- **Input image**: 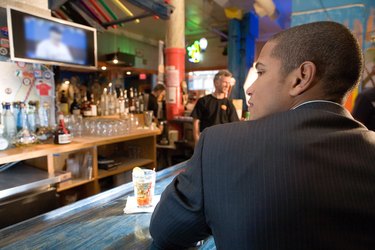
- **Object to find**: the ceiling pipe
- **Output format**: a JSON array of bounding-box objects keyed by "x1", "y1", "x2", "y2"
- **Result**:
[
  {"x1": 98, "y1": 0, "x2": 123, "y2": 27},
  {"x1": 89, "y1": 0, "x2": 113, "y2": 24},
  {"x1": 102, "y1": 12, "x2": 154, "y2": 28}
]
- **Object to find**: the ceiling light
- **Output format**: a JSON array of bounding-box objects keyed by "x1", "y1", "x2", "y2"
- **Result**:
[
  {"x1": 101, "y1": 66, "x2": 107, "y2": 70},
  {"x1": 113, "y1": 55, "x2": 119, "y2": 64},
  {"x1": 126, "y1": 71, "x2": 131, "y2": 75},
  {"x1": 135, "y1": 19, "x2": 140, "y2": 23}
]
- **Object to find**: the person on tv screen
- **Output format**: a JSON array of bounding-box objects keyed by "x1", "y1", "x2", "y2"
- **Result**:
[{"x1": 35, "y1": 26, "x2": 73, "y2": 62}]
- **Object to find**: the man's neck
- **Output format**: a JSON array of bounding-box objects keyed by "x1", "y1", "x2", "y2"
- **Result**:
[{"x1": 212, "y1": 92, "x2": 225, "y2": 99}]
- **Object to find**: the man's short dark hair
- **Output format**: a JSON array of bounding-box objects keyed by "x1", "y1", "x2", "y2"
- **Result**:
[
  {"x1": 49, "y1": 26, "x2": 62, "y2": 34},
  {"x1": 270, "y1": 21, "x2": 363, "y2": 102},
  {"x1": 153, "y1": 84, "x2": 166, "y2": 92},
  {"x1": 214, "y1": 70, "x2": 232, "y2": 82}
]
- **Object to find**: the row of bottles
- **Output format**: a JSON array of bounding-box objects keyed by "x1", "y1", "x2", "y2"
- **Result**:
[
  {"x1": 0, "y1": 101, "x2": 52, "y2": 148},
  {"x1": 0, "y1": 101, "x2": 72, "y2": 147},
  {"x1": 59, "y1": 83, "x2": 146, "y2": 117},
  {"x1": 100, "y1": 83, "x2": 145, "y2": 116},
  {"x1": 0, "y1": 83, "x2": 148, "y2": 149},
  {"x1": 58, "y1": 90, "x2": 98, "y2": 117}
]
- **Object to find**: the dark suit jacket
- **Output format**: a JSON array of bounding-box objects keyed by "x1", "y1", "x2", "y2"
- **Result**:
[{"x1": 150, "y1": 102, "x2": 375, "y2": 250}]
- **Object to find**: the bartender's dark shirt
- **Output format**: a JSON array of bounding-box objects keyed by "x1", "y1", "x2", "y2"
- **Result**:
[
  {"x1": 352, "y1": 87, "x2": 375, "y2": 131},
  {"x1": 148, "y1": 93, "x2": 158, "y2": 118},
  {"x1": 191, "y1": 94, "x2": 239, "y2": 132}
]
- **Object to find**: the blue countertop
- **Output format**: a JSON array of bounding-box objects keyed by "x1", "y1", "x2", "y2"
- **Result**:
[{"x1": 0, "y1": 162, "x2": 216, "y2": 250}]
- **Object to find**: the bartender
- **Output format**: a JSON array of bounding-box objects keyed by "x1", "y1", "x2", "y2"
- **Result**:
[
  {"x1": 191, "y1": 70, "x2": 239, "y2": 142},
  {"x1": 148, "y1": 84, "x2": 166, "y2": 121}
]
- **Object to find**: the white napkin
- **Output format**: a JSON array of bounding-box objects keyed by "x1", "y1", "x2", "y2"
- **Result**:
[{"x1": 123, "y1": 195, "x2": 161, "y2": 214}]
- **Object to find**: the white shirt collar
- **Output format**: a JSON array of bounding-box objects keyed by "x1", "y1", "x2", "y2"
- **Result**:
[{"x1": 291, "y1": 100, "x2": 343, "y2": 110}]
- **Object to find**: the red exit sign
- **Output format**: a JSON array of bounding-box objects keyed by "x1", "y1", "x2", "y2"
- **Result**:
[{"x1": 139, "y1": 73, "x2": 147, "y2": 80}]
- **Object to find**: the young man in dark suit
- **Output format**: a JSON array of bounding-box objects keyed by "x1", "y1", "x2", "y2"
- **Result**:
[{"x1": 150, "y1": 21, "x2": 375, "y2": 250}]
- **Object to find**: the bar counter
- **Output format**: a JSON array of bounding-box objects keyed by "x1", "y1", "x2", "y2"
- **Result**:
[{"x1": 0, "y1": 161, "x2": 215, "y2": 249}]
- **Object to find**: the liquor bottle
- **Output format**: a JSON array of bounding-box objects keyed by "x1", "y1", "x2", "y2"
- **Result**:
[
  {"x1": 90, "y1": 93, "x2": 97, "y2": 116},
  {"x1": 3, "y1": 103, "x2": 16, "y2": 141},
  {"x1": 115, "y1": 90, "x2": 120, "y2": 115},
  {"x1": 82, "y1": 95, "x2": 92, "y2": 117},
  {"x1": 35, "y1": 101, "x2": 51, "y2": 141},
  {"x1": 124, "y1": 89, "x2": 129, "y2": 115},
  {"x1": 14, "y1": 105, "x2": 38, "y2": 146},
  {"x1": 60, "y1": 90, "x2": 69, "y2": 116},
  {"x1": 100, "y1": 88, "x2": 108, "y2": 116},
  {"x1": 12, "y1": 102, "x2": 20, "y2": 123},
  {"x1": 17, "y1": 102, "x2": 27, "y2": 132},
  {"x1": 129, "y1": 87, "x2": 135, "y2": 113},
  {"x1": 0, "y1": 104, "x2": 3, "y2": 126},
  {"x1": 39, "y1": 102, "x2": 50, "y2": 128},
  {"x1": 96, "y1": 100, "x2": 102, "y2": 116},
  {"x1": 34, "y1": 101, "x2": 41, "y2": 129},
  {"x1": 107, "y1": 83, "x2": 115, "y2": 115},
  {"x1": 70, "y1": 93, "x2": 81, "y2": 115},
  {"x1": 54, "y1": 113, "x2": 71, "y2": 144},
  {"x1": 139, "y1": 93, "x2": 145, "y2": 113},
  {"x1": 27, "y1": 101, "x2": 37, "y2": 132},
  {"x1": 134, "y1": 89, "x2": 140, "y2": 114},
  {"x1": 0, "y1": 124, "x2": 9, "y2": 150},
  {"x1": 118, "y1": 89, "x2": 125, "y2": 114}
]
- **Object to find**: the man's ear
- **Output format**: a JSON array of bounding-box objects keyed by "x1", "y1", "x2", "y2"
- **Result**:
[{"x1": 289, "y1": 61, "x2": 316, "y2": 97}]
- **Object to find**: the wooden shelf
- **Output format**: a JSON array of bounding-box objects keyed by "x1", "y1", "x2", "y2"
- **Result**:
[
  {"x1": 98, "y1": 158, "x2": 153, "y2": 179},
  {"x1": 57, "y1": 179, "x2": 95, "y2": 192},
  {"x1": 73, "y1": 128, "x2": 160, "y2": 147},
  {"x1": 0, "y1": 129, "x2": 160, "y2": 165},
  {"x1": 0, "y1": 127, "x2": 158, "y2": 200}
]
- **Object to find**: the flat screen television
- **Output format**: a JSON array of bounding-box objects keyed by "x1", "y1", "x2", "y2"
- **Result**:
[{"x1": 7, "y1": 7, "x2": 97, "y2": 69}]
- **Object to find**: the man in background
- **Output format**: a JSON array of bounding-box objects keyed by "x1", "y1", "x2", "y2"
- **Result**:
[
  {"x1": 150, "y1": 21, "x2": 375, "y2": 249},
  {"x1": 148, "y1": 84, "x2": 166, "y2": 121},
  {"x1": 352, "y1": 65, "x2": 375, "y2": 131},
  {"x1": 191, "y1": 70, "x2": 239, "y2": 143},
  {"x1": 35, "y1": 26, "x2": 73, "y2": 62}
]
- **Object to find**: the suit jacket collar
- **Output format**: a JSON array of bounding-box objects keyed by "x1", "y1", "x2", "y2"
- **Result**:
[{"x1": 294, "y1": 101, "x2": 353, "y2": 118}]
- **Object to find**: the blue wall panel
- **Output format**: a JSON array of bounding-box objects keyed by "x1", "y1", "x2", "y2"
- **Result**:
[{"x1": 292, "y1": 0, "x2": 375, "y2": 50}]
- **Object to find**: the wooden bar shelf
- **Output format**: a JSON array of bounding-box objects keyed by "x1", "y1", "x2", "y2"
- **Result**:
[
  {"x1": 57, "y1": 179, "x2": 96, "y2": 192},
  {"x1": 97, "y1": 158, "x2": 154, "y2": 179},
  {"x1": 0, "y1": 128, "x2": 160, "y2": 202}
]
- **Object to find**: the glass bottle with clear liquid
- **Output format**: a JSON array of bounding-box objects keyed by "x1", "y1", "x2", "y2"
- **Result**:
[
  {"x1": 108, "y1": 83, "x2": 115, "y2": 115},
  {"x1": 3, "y1": 102, "x2": 16, "y2": 140},
  {"x1": 36, "y1": 102, "x2": 51, "y2": 141},
  {"x1": 129, "y1": 88, "x2": 135, "y2": 114},
  {"x1": 124, "y1": 89, "x2": 130, "y2": 115},
  {"x1": 118, "y1": 89, "x2": 125, "y2": 114},
  {"x1": 134, "y1": 89, "x2": 140, "y2": 114},
  {"x1": 17, "y1": 102, "x2": 27, "y2": 132},
  {"x1": 27, "y1": 101, "x2": 37, "y2": 132},
  {"x1": 0, "y1": 124, "x2": 9, "y2": 150},
  {"x1": 139, "y1": 93, "x2": 145, "y2": 113},
  {"x1": 14, "y1": 105, "x2": 38, "y2": 146},
  {"x1": 101, "y1": 88, "x2": 109, "y2": 116}
]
